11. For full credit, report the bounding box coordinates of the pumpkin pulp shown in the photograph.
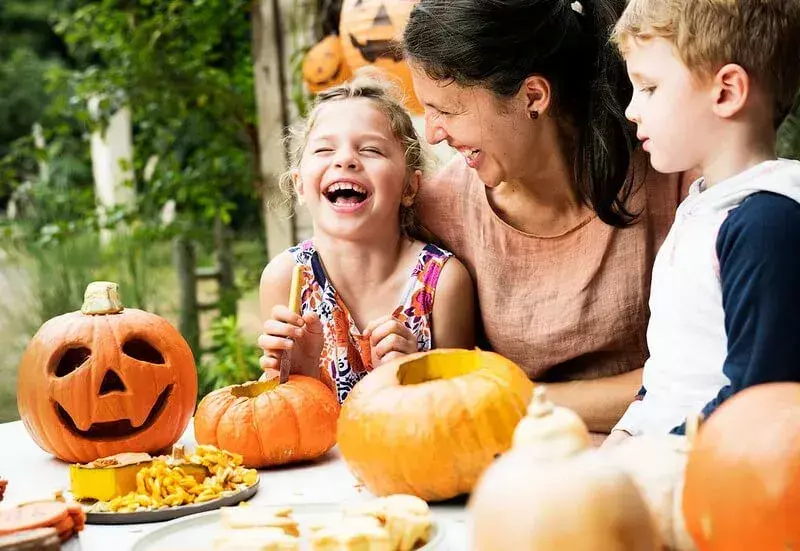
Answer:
[229,380,280,398]
[397,351,482,385]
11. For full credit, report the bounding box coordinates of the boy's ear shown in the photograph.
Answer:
[292,170,305,206]
[402,170,422,206]
[712,63,749,119]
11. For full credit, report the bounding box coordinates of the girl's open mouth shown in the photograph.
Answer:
[324,182,370,210]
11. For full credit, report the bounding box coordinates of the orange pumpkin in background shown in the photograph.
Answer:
[339,0,422,113]
[337,349,534,501]
[682,383,800,551]
[194,369,340,468]
[16,282,197,464]
[302,34,352,94]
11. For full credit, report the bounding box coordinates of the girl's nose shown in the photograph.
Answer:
[333,149,360,170]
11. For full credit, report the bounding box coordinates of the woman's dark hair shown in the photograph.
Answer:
[403,0,639,227]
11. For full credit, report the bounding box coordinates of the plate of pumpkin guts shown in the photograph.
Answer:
[132,494,444,551]
[69,444,260,524]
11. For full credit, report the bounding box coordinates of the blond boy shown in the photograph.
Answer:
[607,0,800,441]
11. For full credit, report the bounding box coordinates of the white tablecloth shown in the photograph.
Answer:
[0,420,468,550]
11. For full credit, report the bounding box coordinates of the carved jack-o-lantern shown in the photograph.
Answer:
[302,34,353,94]
[339,0,422,113]
[17,282,197,464]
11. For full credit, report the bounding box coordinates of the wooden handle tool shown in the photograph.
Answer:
[279,264,304,383]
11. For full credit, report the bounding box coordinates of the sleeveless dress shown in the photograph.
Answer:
[288,239,453,402]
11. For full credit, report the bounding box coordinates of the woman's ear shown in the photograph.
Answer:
[521,75,552,118]
[292,170,306,205]
[712,63,749,119]
[403,169,422,206]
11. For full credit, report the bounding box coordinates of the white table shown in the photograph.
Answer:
[0,421,468,550]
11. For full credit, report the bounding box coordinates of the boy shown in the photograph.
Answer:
[608,0,800,440]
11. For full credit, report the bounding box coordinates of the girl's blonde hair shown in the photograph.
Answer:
[279,73,427,237]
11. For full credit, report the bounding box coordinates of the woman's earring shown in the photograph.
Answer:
[529,110,539,120]
[402,195,415,207]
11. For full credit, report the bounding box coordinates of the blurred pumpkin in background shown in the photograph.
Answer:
[302,34,352,94]
[17,282,197,464]
[338,0,422,113]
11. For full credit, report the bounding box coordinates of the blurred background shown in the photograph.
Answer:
[0,0,798,423]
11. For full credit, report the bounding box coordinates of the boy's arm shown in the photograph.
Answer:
[431,257,476,349]
[671,193,800,434]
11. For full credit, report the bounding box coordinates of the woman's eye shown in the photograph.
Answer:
[640,86,656,95]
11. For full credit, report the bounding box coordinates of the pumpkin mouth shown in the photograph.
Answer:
[348,34,403,63]
[398,351,482,385]
[54,384,174,440]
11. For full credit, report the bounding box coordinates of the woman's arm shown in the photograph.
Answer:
[544,368,643,433]
[431,258,476,349]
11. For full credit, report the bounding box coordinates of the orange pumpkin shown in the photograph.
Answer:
[302,35,353,94]
[339,0,422,113]
[337,349,534,501]
[194,370,340,468]
[682,383,800,551]
[16,282,197,464]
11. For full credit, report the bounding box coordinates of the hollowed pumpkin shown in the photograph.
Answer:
[682,383,800,551]
[16,282,197,464]
[337,349,534,501]
[302,34,353,94]
[194,370,340,468]
[339,0,422,113]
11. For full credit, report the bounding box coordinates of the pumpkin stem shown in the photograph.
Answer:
[81,281,124,315]
[527,385,554,417]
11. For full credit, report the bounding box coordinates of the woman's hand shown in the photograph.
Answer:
[258,305,324,379]
[600,429,633,448]
[365,315,417,365]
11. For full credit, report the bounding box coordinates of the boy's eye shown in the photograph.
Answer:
[639,85,656,95]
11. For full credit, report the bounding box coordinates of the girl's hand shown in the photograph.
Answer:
[365,315,418,365]
[258,305,324,379]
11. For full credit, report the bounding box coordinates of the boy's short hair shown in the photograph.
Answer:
[613,0,800,122]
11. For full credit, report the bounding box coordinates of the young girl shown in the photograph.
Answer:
[257,76,476,403]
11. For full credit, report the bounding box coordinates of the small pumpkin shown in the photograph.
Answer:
[470,449,661,551]
[339,0,422,113]
[600,434,696,551]
[194,369,340,468]
[17,282,197,464]
[682,383,800,551]
[511,385,591,458]
[337,349,534,501]
[302,34,353,94]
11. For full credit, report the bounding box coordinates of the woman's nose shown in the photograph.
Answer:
[425,114,447,145]
[625,99,640,124]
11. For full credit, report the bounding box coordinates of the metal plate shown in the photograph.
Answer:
[131,502,447,550]
[84,478,259,525]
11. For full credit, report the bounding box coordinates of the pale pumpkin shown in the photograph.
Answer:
[600,434,696,551]
[17,282,197,463]
[683,383,800,551]
[339,0,422,113]
[337,349,534,501]
[470,448,661,551]
[511,385,590,458]
[194,370,340,468]
[302,34,353,94]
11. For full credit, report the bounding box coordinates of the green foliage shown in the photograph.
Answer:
[777,91,800,161]
[198,315,263,399]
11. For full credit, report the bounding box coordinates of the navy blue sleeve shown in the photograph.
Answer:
[671,192,800,435]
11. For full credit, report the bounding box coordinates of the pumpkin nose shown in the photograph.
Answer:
[99,370,127,395]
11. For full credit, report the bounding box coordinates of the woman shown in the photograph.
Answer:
[403,0,688,433]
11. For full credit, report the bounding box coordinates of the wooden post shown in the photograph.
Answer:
[252,0,295,260]
[173,235,200,357]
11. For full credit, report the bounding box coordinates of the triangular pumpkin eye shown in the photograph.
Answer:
[372,4,392,26]
[55,347,91,377]
[122,339,165,364]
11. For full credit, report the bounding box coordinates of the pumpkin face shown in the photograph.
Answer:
[470,449,661,551]
[682,383,800,551]
[302,35,353,94]
[194,370,340,468]
[337,349,534,501]
[17,282,197,464]
[339,0,422,113]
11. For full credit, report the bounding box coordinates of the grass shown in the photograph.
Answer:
[0,234,267,423]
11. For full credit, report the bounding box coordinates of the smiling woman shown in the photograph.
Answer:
[16,282,197,463]
[403,0,691,433]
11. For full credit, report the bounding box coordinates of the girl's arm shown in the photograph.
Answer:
[431,258,476,349]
